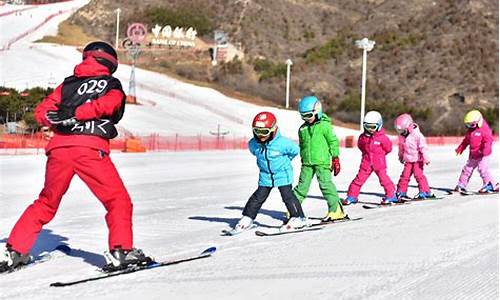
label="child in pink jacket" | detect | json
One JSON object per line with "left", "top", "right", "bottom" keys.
{"left": 394, "top": 113, "right": 434, "bottom": 199}
{"left": 343, "top": 111, "right": 397, "bottom": 205}
{"left": 455, "top": 110, "right": 498, "bottom": 193}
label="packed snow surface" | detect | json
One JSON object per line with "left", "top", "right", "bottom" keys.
{"left": 0, "top": 145, "right": 498, "bottom": 299}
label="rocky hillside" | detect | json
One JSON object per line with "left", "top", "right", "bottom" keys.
{"left": 68, "top": 0, "right": 498, "bottom": 135}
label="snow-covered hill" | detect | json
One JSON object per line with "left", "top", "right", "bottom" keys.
{"left": 0, "top": 0, "right": 358, "bottom": 139}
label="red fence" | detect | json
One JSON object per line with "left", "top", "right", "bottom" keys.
{"left": 140, "top": 134, "right": 247, "bottom": 151}
{"left": 0, "top": 133, "right": 497, "bottom": 155}
{"left": 0, "top": 133, "right": 249, "bottom": 155}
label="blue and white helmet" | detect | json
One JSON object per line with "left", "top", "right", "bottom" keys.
{"left": 298, "top": 95, "right": 323, "bottom": 120}
{"left": 363, "top": 110, "right": 383, "bottom": 133}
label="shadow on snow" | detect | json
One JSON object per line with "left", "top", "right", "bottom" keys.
{"left": 1, "top": 228, "right": 105, "bottom": 267}
{"left": 188, "top": 205, "right": 286, "bottom": 228}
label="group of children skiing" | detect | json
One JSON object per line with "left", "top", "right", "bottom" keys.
{"left": 237, "top": 98, "right": 498, "bottom": 234}
{"left": 0, "top": 41, "right": 498, "bottom": 273}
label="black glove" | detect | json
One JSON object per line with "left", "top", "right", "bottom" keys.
{"left": 46, "top": 105, "right": 76, "bottom": 126}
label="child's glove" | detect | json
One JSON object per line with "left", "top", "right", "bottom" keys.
{"left": 331, "top": 157, "right": 341, "bottom": 176}
{"left": 455, "top": 147, "right": 463, "bottom": 156}
{"left": 46, "top": 104, "right": 76, "bottom": 126}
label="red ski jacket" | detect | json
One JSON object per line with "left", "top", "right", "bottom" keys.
{"left": 357, "top": 128, "right": 393, "bottom": 171}
{"left": 35, "top": 57, "right": 125, "bottom": 153}
{"left": 455, "top": 120, "right": 493, "bottom": 159}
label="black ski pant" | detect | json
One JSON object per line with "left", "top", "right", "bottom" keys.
{"left": 242, "top": 185, "right": 305, "bottom": 220}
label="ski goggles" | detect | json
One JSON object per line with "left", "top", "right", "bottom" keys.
{"left": 395, "top": 127, "right": 407, "bottom": 135}
{"left": 465, "top": 122, "right": 477, "bottom": 129}
{"left": 253, "top": 127, "right": 275, "bottom": 137}
{"left": 363, "top": 123, "right": 379, "bottom": 132}
{"left": 300, "top": 111, "right": 315, "bottom": 120}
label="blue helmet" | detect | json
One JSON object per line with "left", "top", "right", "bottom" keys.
{"left": 298, "top": 96, "right": 323, "bottom": 119}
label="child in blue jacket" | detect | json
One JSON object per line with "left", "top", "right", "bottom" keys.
{"left": 234, "top": 111, "right": 307, "bottom": 233}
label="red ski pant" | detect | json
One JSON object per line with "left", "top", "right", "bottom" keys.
{"left": 347, "top": 166, "right": 395, "bottom": 199}
{"left": 397, "top": 161, "right": 430, "bottom": 193}
{"left": 8, "top": 147, "right": 133, "bottom": 254}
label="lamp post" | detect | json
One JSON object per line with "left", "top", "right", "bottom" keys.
{"left": 355, "top": 37, "right": 375, "bottom": 132}
{"left": 210, "top": 124, "right": 230, "bottom": 150}
{"left": 114, "top": 8, "right": 121, "bottom": 49}
{"left": 285, "top": 59, "right": 293, "bottom": 109}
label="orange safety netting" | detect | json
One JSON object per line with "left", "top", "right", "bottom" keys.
{"left": 0, "top": 133, "right": 249, "bottom": 154}
{"left": 0, "top": 133, "right": 497, "bottom": 155}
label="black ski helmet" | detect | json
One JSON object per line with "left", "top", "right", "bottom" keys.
{"left": 82, "top": 41, "right": 118, "bottom": 74}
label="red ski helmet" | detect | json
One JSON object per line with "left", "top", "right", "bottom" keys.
{"left": 252, "top": 111, "right": 277, "bottom": 140}
{"left": 82, "top": 41, "right": 118, "bottom": 74}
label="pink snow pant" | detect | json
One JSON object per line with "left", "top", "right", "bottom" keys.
{"left": 397, "top": 161, "right": 430, "bottom": 193}
{"left": 347, "top": 165, "right": 395, "bottom": 199}
{"left": 458, "top": 156, "right": 497, "bottom": 188}
{"left": 7, "top": 147, "right": 134, "bottom": 254}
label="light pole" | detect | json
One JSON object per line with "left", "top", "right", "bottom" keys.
{"left": 114, "top": 8, "right": 121, "bottom": 49}
{"left": 355, "top": 37, "right": 375, "bottom": 132}
{"left": 210, "top": 124, "right": 230, "bottom": 150}
{"left": 285, "top": 59, "right": 293, "bottom": 109}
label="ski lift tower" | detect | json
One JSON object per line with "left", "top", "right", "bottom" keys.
{"left": 124, "top": 23, "right": 147, "bottom": 104}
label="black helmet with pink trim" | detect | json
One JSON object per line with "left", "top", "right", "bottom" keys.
{"left": 82, "top": 41, "right": 118, "bottom": 74}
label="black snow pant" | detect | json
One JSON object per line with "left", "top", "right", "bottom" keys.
{"left": 242, "top": 185, "right": 305, "bottom": 220}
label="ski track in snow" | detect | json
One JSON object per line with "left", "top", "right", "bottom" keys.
{"left": 0, "top": 146, "right": 498, "bottom": 299}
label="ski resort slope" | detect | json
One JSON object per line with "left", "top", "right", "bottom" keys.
{"left": 0, "top": 145, "right": 498, "bottom": 299}
{"left": 0, "top": 0, "right": 90, "bottom": 49}
{"left": 0, "top": 41, "right": 359, "bottom": 138}
{"left": 0, "top": 0, "right": 359, "bottom": 138}
{"left": 0, "top": 2, "right": 498, "bottom": 299}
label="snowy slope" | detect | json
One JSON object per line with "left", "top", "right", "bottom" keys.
{"left": 0, "top": 42, "right": 359, "bottom": 138}
{"left": 0, "top": 146, "right": 498, "bottom": 299}
{"left": 0, "top": 0, "right": 359, "bottom": 139}
{"left": 0, "top": 0, "right": 89, "bottom": 48}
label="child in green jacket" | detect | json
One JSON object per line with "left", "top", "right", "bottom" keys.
{"left": 293, "top": 95, "right": 346, "bottom": 222}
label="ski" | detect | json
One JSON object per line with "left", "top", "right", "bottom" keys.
{"left": 362, "top": 201, "right": 410, "bottom": 209}
{"left": 50, "top": 246, "right": 216, "bottom": 287}
{"left": 411, "top": 195, "right": 445, "bottom": 201}
{"left": 308, "top": 216, "right": 363, "bottom": 226}
{"left": 255, "top": 226, "right": 323, "bottom": 237}
{"left": 460, "top": 190, "right": 498, "bottom": 196}
{"left": 1, "top": 244, "right": 71, "bottom": 274}
{"left": 221, "top": 224, "right": 258, "bottom": 236}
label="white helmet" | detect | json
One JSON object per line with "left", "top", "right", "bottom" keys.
{"left": 363, "top": 110, "right": 383, "bottom": 133}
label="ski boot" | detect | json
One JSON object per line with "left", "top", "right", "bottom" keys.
{"left": 478, "top": 182, "right": 499, "bottom": 194}
{"left": 381, "top": 195, "right": 399, "bottom": 205}
{"left": 322, "top": 205, "right": 347, "bottom": 222}
{"left": 414, "top": 191, "right": 435, "bottom": 200}
{"left": 396, "top": 191, "right": 411, "bottom": 201}
{"left": 279, "top": 217, "right": 308, "bottom": 232}
{"left": 454, "top": 185, "right": 467, "bottom": 193}
{"left": 234, "top": 216, "right": 255, "bottom": 233}
{"left": 0, "top": 247, "right": 32, "bottom": 273}
{"left": 342, "top": 196, "right": 358, "bottom": 205}
{"left": 102, "top": 247, "right": 153, "bottom": 272}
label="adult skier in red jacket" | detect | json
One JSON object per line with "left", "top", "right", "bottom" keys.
{"left": 0, "top": 41, "right": 151, "bottom": 273}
